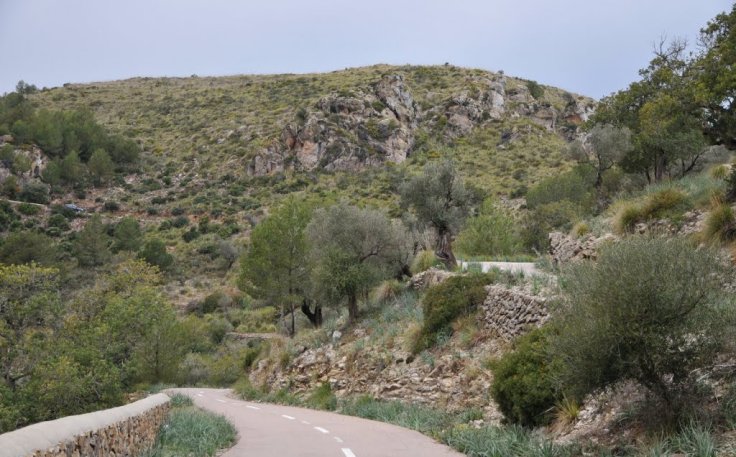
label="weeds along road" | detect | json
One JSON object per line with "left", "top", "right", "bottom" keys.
{"left": 170, "top": 388, "right": 463, "bottom": 457}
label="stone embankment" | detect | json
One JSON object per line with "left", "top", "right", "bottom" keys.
{"left": 482, "top": 285, "right": 549, "bottom": 341}
{"left": 0, "top": 394, "right": 170, "bottom": 457}
{"left": 250, "top": 278, "right": 551, "bottom": 419}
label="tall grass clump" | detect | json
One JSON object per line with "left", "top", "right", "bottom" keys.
{"left": 306, "top": 383, "right": 337, "bottom": 411}
{"left": 444, "top": 424, "right": 575, "bottom": 457}
{"left": 146, "top": 407, "right": 236, "bottom": 457}
{"left": 613, "top": 189, "right": 691, "bottom": 233}
{"left": 340, "top": 396, "right": 454, "bottom": 437}
{"left": 702, "top": 203, "right": 736, "bottom": 243}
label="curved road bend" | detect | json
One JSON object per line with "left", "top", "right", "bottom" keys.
{"left": 170, "top": 388, "right": 463, "bottom": 457}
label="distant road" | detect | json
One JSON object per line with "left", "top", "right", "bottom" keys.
{"left": 458, "top": 260, "right": 539, "bottom": 276}
{"left": 169, "top": 388, "right": 462, "bottom": 457}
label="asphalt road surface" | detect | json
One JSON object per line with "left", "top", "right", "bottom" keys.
{"left": 170, "top": 388, "right": 463, "bottom": 457}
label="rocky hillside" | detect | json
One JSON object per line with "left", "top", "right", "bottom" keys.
{"left": 30, "top": 65, "right": 594, "bottom": 199}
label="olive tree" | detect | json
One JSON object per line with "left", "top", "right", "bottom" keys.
{"left": 551, "top": 236, "right": 732, "bottom": 415}
{"left": 400, "top": 160, "right": 472, "bottom": 268}
{"left": 307, "top": 203, "right": 411, "bottom": 323}
{"left": 568, "top": 124, "right": 632, "bottom": 189}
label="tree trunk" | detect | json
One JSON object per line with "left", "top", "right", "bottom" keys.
{"left": 348, "top": 293, "right": 359, "bottom": 323}
{"left": 289, "top": 303, "right": 295, "bottom": 338}
{"left": 300, "top": 299, "right": 323, "bottom": 328}
{"left": 435, "top": 231, "right": 457, "bottom": 270}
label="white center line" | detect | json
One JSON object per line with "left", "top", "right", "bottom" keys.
{"left": 314, "top": 426, "right": 330, "bottom": 434}
{"left": 341, "top": 449, "right": 356, "bottom": 457}
{"left": 198, "top": 391, "right": 204, "bottom": 394}
{"left": 301, "top": 420, "right": 310, "bottom": 425}
{"left": 246, "top": 405, "right": 260, "bottom": 410}
{"left": 281, "top": 415, "right": 296, "bottom": 420}
{"left": 216, "top": 399, "right": 227, "bottom": 403}
{"left": 196, "top": 394, "right": 203, "bottom": 397}
{"left": 334, "top": 437, "right": 344, "bottom": 443}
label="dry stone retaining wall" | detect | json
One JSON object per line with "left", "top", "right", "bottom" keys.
{"left": 481, "top": 285, "right": 549, "bottom": 340}
{"left": 0, "top": 394, "right": 170, "bottom": 457}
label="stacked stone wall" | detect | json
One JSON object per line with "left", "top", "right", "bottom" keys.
{"left": 481, "top": 285, "right": 549, "bottom": 340}
{"left": 0, "top": 394, "right": 170, "bottom": 457}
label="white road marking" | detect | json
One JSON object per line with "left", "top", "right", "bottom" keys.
{"left": 198, "top": 391, "right": 204, "bottom": 394}
{"left": 301, "top": 420, "right": 310, "bottom": 425}
{"left": 196, "top": 394, "right": 203, "bottom": 397}
{"left": 314, "top": 426, "right": 330, "bottom": 434}
{"left": 334, "top": 437, "right": 344, "bottom": 443}
{"left": 281, "top": 415, "right": 296, "bottom": 420}
{"left": 342, "top": 449, "right": 356, "bottom": 457}
{"left": 246, "top": 405, "right": 260, "bottom": 410}
{"left": 216, "top": 399, "right": 227, "bottom": 403}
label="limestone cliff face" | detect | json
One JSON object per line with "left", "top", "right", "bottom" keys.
{"left": 247, "top": 72, "right": 595, "bottom": 176}
{"left": 248, "top": 74, "right": 418, "bottom": 175}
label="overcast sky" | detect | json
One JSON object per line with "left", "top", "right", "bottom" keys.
{"left": 0, "top": 1, "right": 731, "bottom": 98}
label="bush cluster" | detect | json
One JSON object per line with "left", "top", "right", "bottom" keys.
{"left": 412, "top": 273, "right": 495, "bottom": 353}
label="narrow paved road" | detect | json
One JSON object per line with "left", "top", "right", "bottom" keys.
{"left": 457, "top": 260, "right": 539, "bottom": 276}
{"left": 169, "top": 388, "right": 463, "bottom": 457}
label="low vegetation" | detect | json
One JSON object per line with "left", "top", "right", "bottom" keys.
{"left": 145, "top": 395, "right": 236, "bottom": 457}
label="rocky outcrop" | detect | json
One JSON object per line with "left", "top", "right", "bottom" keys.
{"left": 407, "top": 267, "right": 457, "bottom": 291}
{"left": 548, "top": 232, "right": 618, "bottom": 266}
{"left": 248, "top": 74, "right": 418, "bottom": 175}
{"left": 247, "top": 72, "right": 595, "bottom": 176}
{"left": 631, "top": 210, "right": 706, "bottom": 237}
{"left": 0, "top": 394, "right": 170, "bottom": 457}
{"left": 481, "top": 285, "right": 549, "bottom": 341}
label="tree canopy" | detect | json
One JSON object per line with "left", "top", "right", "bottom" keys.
{"left": 400, "top": 159, "right": 471, "bottom": 268}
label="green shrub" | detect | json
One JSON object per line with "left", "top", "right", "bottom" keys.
{"left": 16, "top": 203, "right": 41, "bottom": 216}
{"left": 232, "top": 377, "right": 264, "bottom": 401}
{"left": 18, "top": 182, "right": 49, "bottom": 204}
{"left": 103, "top": 200, "right": 120, "bottom": 212}
{"left": 525, "top": 80, "right": 545, "bottom": 100}
{"left": 172, "top": 216, "right": 189, "bottom": 228}
{"left": 410, "top": 249, "right": 442, "bottom": 274}
{"left": 182, "top": 227, "right": 200, "bottom": 242}
{"left": 47, "top": 213, "right": 70, "bottom": 231}
{"left": 490, "top": 326, "right": 561, "bottom": 427}
{"left": 413, "top": 273, "right": 494, "bottom": 353}
{"left": 456, "top": 199, "right": 522, "bottom": 258}
{"left": 550, "top": 237, "right": 730, "bottom": 415}
{"left": 522, "top": 201, "right": 583, "bottom": 252}
{"left": 525, "top": 168, "right": 594, "bottom": 210}
{"left": 306, "top": 383, "right": 337, "bottom": 411}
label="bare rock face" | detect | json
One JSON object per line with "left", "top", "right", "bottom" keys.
{"left": 248, "top": 74, "right": 418, "bottom": 175}
{"left": 407, "top": 267, "right": 457, "bottom": 291}
{"left": 247, "top": 71, "right": 595, "bottom": 175}
{"left": 481, "top": 285, "right": 550, "bottom": 341}
{"left": 0, "top": 143, "right": 49, "bottom": 184}
{"left": 548, "top": 232, "right": 617, "bottom": 266}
